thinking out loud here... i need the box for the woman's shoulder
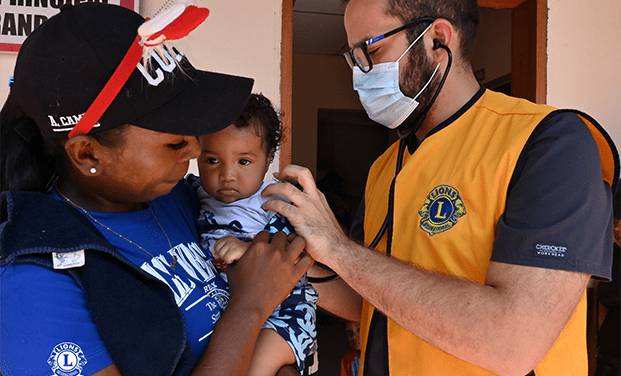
[1,190,113,266]
[1,262,114,375]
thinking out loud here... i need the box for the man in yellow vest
[264,0,619,374]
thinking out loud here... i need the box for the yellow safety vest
[361,89,618,375]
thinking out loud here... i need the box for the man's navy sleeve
[491,111,614,280]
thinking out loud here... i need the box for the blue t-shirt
[1,181,228,375]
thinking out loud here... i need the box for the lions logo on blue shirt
[419,185,466,236]
[47,342,87,376]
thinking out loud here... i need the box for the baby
[189,93,317,375]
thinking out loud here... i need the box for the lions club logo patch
[419,185,466,236]
[47,342,87,376]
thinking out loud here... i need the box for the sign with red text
[0,0,139,52]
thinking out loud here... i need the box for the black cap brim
[132,69,254,136]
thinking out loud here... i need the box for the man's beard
[397,44,442,134]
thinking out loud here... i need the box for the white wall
[547,0,621,153]
[143,0,284,176]
[0,0,283,177]
[0,53,17,104]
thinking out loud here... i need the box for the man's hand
[614,218,620,247]
[261,165,350,265]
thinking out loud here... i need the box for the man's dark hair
[386,0,479,63]
[343,0,480,64]
[233,93,283,163]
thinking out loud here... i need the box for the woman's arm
[192,231,312,375]
[92,232,311,376]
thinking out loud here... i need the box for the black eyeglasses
[343,17,435,73]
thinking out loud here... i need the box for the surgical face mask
[353,24,440,129]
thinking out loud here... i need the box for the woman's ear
[64,136,102,176]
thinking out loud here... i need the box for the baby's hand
[214,236,251,264]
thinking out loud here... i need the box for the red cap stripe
[68,36,143,138]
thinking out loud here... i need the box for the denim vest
[0,191,195,376]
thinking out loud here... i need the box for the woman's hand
[226,231,313,321]
[94,232,315,376]
[193,231,313,376]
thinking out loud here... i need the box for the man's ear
[64,136,102,177]
[428,19,455,63]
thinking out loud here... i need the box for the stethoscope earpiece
[433,39,449,50]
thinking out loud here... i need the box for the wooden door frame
[279,0,547,169]
[479,0,547,104]
[280,0,294,171]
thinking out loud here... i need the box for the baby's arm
[213,236,250,264]
[247,328,297,376]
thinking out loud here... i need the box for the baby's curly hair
[234,93,283,163]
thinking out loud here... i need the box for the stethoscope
[308,40,452,283]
